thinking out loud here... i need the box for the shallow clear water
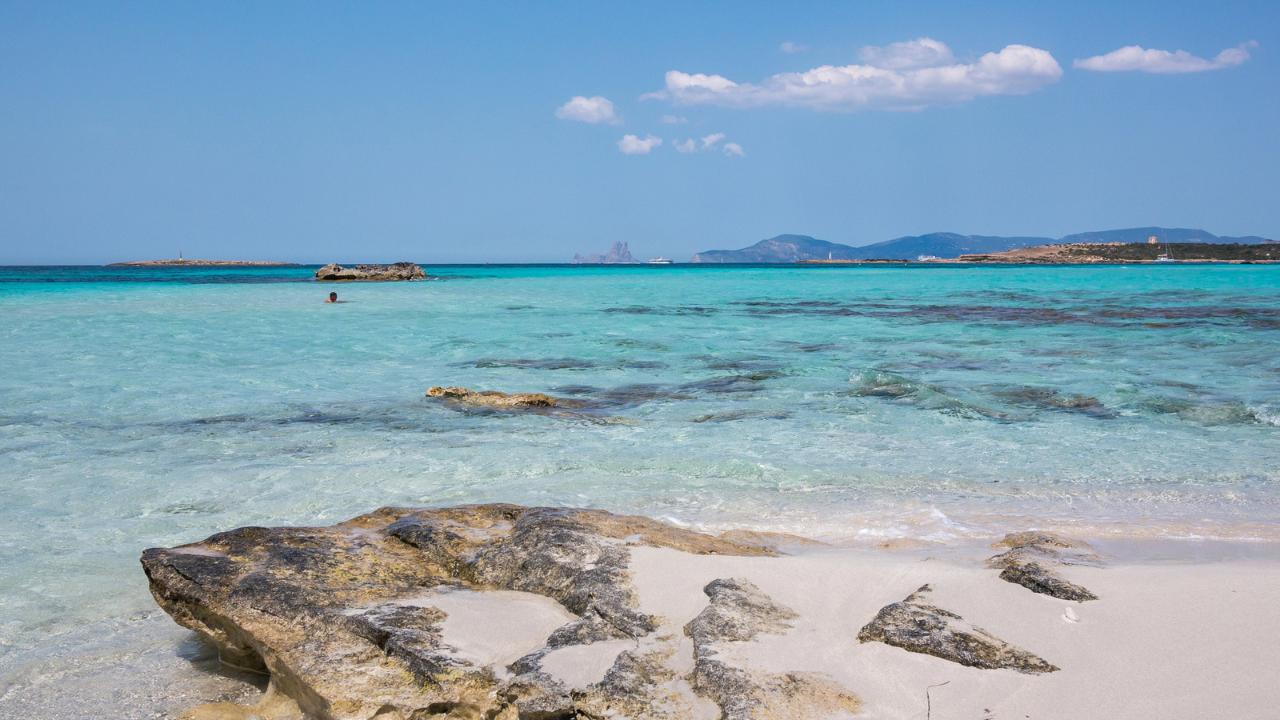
[1,263,1278,712]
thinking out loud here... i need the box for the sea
[1,263,1278,716]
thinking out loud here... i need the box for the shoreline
[1,514,1277,719]
[122,505,1280,719]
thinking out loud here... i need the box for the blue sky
[1,1,1277,263]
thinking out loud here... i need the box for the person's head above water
[327,291,338,303]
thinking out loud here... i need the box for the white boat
[647,257,674,264]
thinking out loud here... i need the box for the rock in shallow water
[426,386,564,410]
[141,504,772,719]
[314,262,425,281]
[857,584,1058,674]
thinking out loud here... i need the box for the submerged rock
[858,584,1058,674]
[141,504,771,719]
[685,578,860,719]
[314,262,425,281]
[988,532,1101,601]
[426,386,565,410]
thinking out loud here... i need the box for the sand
[419,539,1280,719]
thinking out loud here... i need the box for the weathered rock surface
[685,578,860,719]
[858,584,1058,674]
[426,386,566,410]
[987,532,1102,601]
[142,504,771,719]
[314,262,425,281]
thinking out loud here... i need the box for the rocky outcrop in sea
[314,262,426,281]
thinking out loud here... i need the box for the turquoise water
[1,263,1279,713]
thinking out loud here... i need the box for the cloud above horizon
[675,132,744,157]
[779,41,808,54]
[555,95,620,124]
[617,134,662,155]
[646,38,1062,112]
[1074,41,1257,74]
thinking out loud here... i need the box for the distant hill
[691,228,1275,262]
[690,235,866,263]
[850,232,1055,259]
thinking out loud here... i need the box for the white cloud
[660,114,688,124]
[1074,41,1256,74]
[555,95,620,124]
[780,41,808,54]
[674,133,743,157]
[858,37,954,70]
[618,134,663,155]
[650,39,1062,112]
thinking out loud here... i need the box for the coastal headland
[799,242,1280,265]
[143,504,1280,720]
[950,242,1280,264]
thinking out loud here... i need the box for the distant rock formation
[573,241,636,264]
[314,262,425,281]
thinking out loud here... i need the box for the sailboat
[1155,241,1176,263]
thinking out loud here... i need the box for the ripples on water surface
[1,263,1278,712]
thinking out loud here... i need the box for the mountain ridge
[691,228,1275,263]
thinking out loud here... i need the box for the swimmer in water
[326,291,338,303]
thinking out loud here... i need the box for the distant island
[572,241,637,264]
[692,227,1276,263]
[108,259,301,267]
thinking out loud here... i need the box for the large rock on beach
[314,262,425,281]
[987,531,1102,601]
[858,584,1059,674]
[141,504,772,719]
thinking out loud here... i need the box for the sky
[1,1,1277,264]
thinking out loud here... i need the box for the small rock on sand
[858,584,1059,674]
